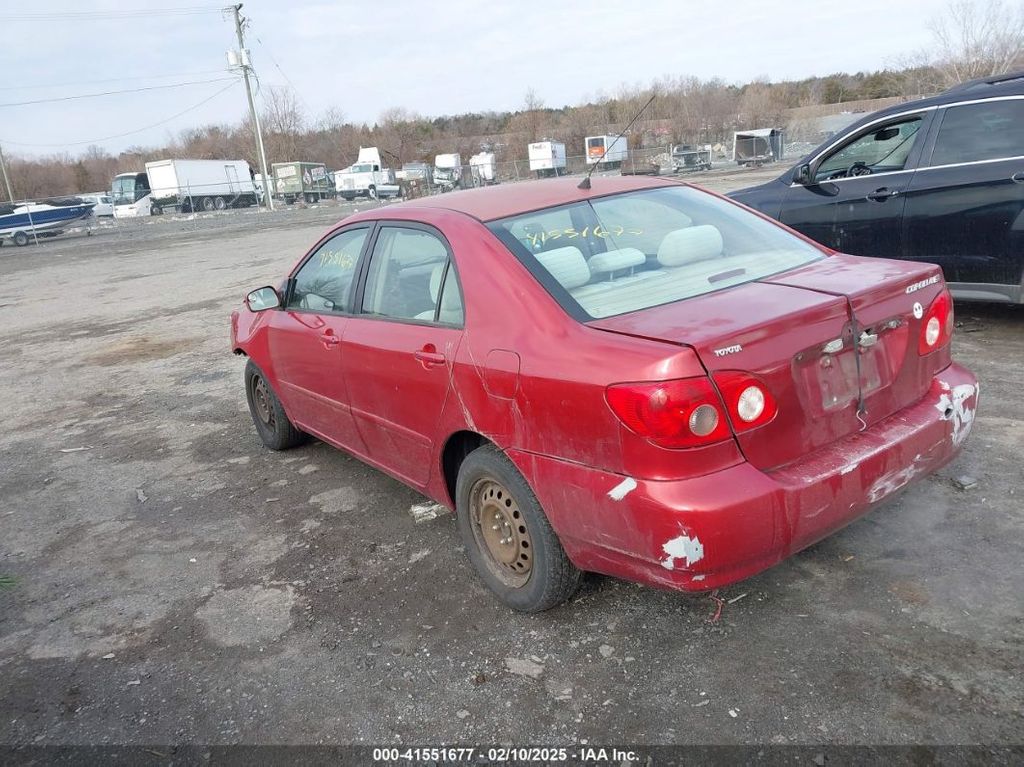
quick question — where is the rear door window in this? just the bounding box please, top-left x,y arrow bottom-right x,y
930,99 -> 1024,166
360,226 -> 455,323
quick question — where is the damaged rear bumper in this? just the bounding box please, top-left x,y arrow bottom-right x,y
509,362 -> 979,592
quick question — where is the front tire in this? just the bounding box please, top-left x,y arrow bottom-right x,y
456,445 -> 581,612
244,360 -> 307,450
12,231 -> 30,246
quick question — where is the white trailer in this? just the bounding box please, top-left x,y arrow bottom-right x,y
334,146 -> 401,200
585,134 -> 628,166
469,152 -> 496,186
528,141 -> 566,177
113,160 -> 258,216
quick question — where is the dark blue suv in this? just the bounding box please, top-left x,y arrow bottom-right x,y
729,72 -> 1024,304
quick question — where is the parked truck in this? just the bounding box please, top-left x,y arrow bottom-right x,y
733,129 -> 785,166
584,135 -> 628,167
272,161 -> 331,204
334,147 -> 401,200
433,153 -> 463,192
111,159 -> 258,217
528,141 -> 566,178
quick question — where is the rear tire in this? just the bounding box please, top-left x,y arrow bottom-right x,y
244,360 -> 307,450
213,196 -> 227,211
202,197 -> 216,212
456,445 -> 581,612
12,231 -> 29,246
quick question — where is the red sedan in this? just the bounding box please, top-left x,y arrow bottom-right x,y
231,176 -> 979,612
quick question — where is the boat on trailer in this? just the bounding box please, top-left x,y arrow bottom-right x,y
0,198 -> 96,246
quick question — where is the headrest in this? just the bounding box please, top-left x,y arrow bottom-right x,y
657,225 -> 723,267
588,247 -> 646,275
536,246 -> 590,290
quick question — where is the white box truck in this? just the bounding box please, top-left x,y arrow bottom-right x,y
112,159 -> 258,217
528,141 -> 566,178
585,135 -> 628,167
334,147 -> 401,200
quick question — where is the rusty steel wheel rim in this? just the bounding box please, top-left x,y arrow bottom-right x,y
470,478 -> 533,587
252,376 -> 275,429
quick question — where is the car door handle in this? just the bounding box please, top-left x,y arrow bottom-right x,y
866,188 -> 899,201
414,349 -> 446,366
319,332 -> 340,348
1012,172 -> 1024,184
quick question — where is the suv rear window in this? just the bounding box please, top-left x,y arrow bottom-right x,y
931,99 -> 1024,166
488,186 -> 823,319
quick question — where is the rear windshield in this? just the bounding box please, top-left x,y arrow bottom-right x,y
488,186 -> 824,319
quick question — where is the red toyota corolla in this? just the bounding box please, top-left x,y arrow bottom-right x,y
230,176 -> 979,612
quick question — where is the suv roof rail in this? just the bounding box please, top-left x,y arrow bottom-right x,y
943,70 -> 1024,93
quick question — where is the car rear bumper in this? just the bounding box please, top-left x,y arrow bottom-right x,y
508,362 -> 979,592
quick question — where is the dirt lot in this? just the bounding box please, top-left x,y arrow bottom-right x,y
1,168 -> 1022,748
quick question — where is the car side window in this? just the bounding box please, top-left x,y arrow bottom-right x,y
360,227 -> 453,322
930,100 -> 1024,166
287,228 -> 368,313
815,116 -> 923,181
436,263 -> 464,325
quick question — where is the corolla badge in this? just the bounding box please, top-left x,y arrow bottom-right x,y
713,344 -> 743,357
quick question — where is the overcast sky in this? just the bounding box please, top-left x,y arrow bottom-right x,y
0,0 -> 944,157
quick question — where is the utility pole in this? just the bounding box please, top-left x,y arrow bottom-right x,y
230,4 -> 273,210
0,141 -> 14,202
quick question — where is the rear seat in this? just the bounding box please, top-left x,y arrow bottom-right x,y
534,226 -> 726,314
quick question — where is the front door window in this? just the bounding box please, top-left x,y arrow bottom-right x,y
815,116 -> 923,181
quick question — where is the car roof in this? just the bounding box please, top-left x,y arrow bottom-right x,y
378,175 -> 680,222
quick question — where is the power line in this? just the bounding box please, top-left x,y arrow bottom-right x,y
0,77 -> 237,108
0,69 -> 230,92
251,28 -> 310,112
0,80 -> 239,148
0,7 -> 225,20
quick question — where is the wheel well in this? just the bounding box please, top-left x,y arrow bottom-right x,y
441,430 -> 488,506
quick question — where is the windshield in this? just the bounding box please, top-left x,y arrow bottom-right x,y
488,186 -> 824,319
111,176 -> 137,205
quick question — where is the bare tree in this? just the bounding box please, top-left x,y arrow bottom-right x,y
259,86 -> 305,161
929,0 -> 1024,86
510,88 -> 548,146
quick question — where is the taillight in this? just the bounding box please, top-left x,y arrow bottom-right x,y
606,377 -> 730,449
713,371 -> 778,432
918,289 -> 954,355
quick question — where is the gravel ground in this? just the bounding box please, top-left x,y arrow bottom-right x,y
0,169 -> 1021,748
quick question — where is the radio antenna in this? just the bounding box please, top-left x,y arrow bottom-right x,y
578,92 -> 656,190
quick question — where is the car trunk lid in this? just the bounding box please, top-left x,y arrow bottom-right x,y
588,255 -> 949,471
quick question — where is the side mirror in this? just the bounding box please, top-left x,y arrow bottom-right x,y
792,163 -> 813,186
245,286 -> 281,312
